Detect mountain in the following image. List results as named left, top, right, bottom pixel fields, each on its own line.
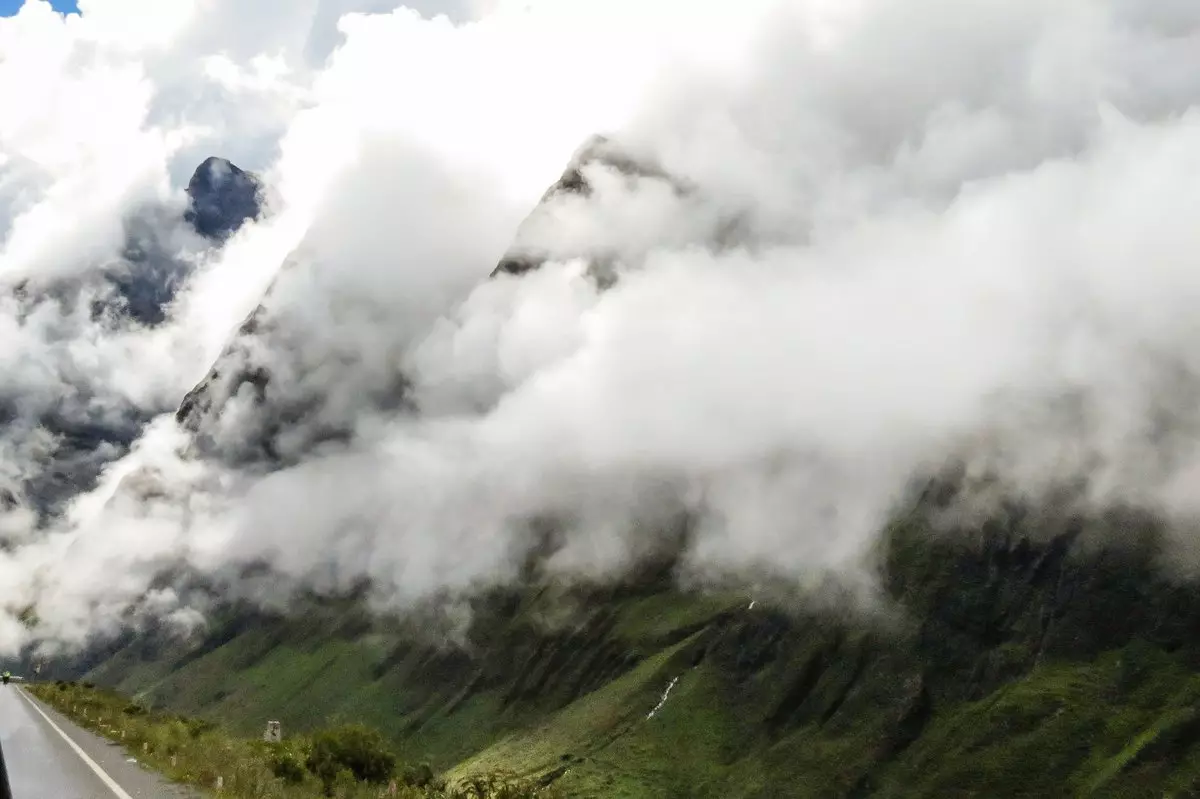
left=55, top=142, right=1200, bottom=797
left=1, top=157, right=262, bottom=520
left=172, top=285, right=416, bottom=465
left=183, top=156, right=264, bottom=242
left=172, top=136, right=677, bottom=465
left=103, top=157, right=262, bottom=325
left=42, top=156, right=263, bottom=329
left=79, top=498, right=1200, bottom=797
left=491, top=134, right=688, bottom=282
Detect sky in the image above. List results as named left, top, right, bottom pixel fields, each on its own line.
left=4, top=0, right=1200, bottom=654
left=0, top=0, right=76, bottom=15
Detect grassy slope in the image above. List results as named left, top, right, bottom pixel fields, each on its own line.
left=83, top=511, right=1200, bottom=797
left=28, top=681, right=558, bottom=799
left=88, top=586, right=750, bottom=770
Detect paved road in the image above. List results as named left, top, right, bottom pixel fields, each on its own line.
left=0, top=685, right=198, bottom=799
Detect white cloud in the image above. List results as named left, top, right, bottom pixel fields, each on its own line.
left=4, top=0, right=1200, bottom=652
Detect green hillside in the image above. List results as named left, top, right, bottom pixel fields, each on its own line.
left=79, top=501, right=1200, bottom=797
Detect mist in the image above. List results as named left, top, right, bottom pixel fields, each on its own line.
left=3, top=0, right=1200, bottom=654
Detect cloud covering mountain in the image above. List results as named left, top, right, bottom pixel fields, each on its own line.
left=5, top=0, right=1200, bottom=653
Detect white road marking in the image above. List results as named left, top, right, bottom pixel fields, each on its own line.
left=15, top=688, right=135, bottom=799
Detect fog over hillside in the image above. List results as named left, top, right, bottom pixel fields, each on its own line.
left=3, top=0, right=1200, bottom=654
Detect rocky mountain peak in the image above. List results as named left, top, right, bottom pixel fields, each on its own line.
left=184, top=157, right=263, bottom=241
left=491, top=135, right=683, bottom=279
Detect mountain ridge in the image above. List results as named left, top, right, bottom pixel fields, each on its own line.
left=72, top=496, right=1200, bottom=797
left=18, top=144, right=1200, bottom=798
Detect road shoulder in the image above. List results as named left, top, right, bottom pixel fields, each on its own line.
left=17, top=688, right=201, bottom=798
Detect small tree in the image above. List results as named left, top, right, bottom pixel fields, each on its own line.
left=306, top=723, right=396, bottom=795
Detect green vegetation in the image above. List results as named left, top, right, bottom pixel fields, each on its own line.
left=306, top=724, right=395, bottom=794
left=27, top=681, right=558, bottom=798
left=52, top=503, right=1200, bottom=796
left=876, top=648, right=1200, bottom=797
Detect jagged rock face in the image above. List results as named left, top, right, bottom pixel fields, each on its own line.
left=491, top=134, right=690, bottom=282
left=183, top=157, right=264, bottom=241
left=173, top=303, right=303, bottom=465
left=98, top=205, right=201, bottom=327
left=174, top=296, right=412, bottom=465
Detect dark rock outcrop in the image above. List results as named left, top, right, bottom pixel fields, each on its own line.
left=98, top=205, right=199, bottom=327
left=183, top=157, right=264, bottom=242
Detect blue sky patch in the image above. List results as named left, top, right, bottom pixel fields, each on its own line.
left=0, top=0, right=79, bottom=17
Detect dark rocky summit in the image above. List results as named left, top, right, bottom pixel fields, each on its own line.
left=183, top=157, right=264, bottom=242
left=103, top=159, right=262, bottom=325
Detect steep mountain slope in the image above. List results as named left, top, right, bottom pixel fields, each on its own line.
left=174, top=135, right=685, bottom=465
left=57, top=141, right=1200, bottom=797
left=82, top=501, right=1200, bottom=797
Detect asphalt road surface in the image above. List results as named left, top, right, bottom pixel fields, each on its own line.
left=0, top=685, right=197, bottom=798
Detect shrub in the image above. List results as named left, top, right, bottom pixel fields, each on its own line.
left=401, top=761, right=435, bottom=788
left=268, top=745, right=308, bottom=784
left=185, top=718, right=217, bottom=738
left=306, top=723, right=396, bottom=794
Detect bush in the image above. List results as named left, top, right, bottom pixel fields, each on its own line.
left=267, top=745, right=308, bottom=785
left=28, top=682, right=563, bottom=799
left=306, top=723, right=396, bottom=794
left=402, top=761, right=435, bottom=788
left=185, top=718, right=217, bottom=738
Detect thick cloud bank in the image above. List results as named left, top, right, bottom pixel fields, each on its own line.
left=4, top=0, right=1200, bottom=653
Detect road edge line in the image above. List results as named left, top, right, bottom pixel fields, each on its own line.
left=15, top=687, right=135, bottom=799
